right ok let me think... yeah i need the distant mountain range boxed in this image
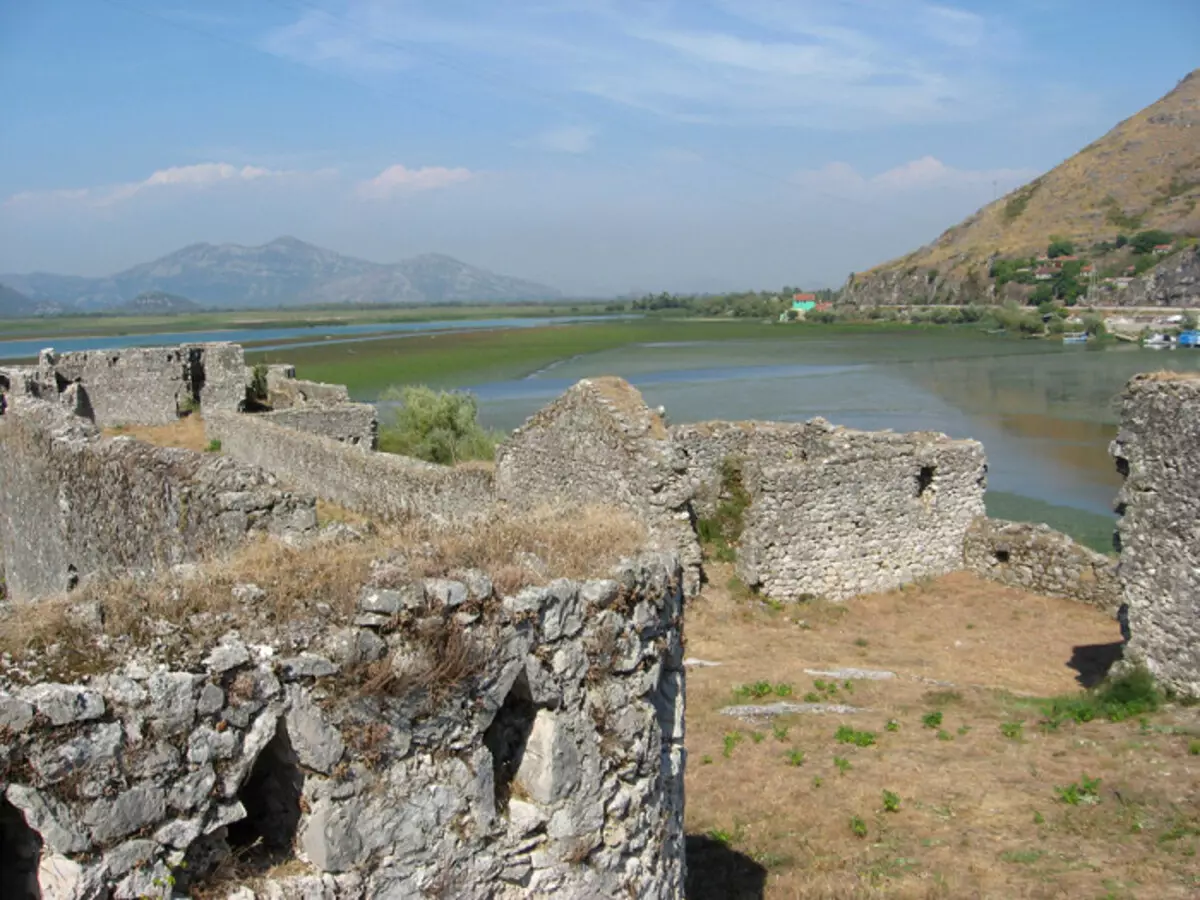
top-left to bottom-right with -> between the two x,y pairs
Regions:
0,237 -> 563,316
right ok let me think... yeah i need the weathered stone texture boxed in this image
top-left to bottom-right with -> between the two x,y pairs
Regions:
35,343 -> 246,427
1123,246 -> 1200,308
206,410 -> 493,525
264,368 -> 351,409
670,420 -> 830,518
0,555 -> 686,899
1111,374 -> 1200,698
736,420 -> 987,601
259,404 -> 378,448
963,517 -> 1120,612
495,377 -> 702,594
0,398 -> 316,601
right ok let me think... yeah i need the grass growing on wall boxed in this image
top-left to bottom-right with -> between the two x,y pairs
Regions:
696,456 -> 751,562
377,385 -> 504,465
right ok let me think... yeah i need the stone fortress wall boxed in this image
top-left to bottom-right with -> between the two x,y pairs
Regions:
495,378 -> 704,595
0,398 -> 316,602
1110,373 -> 1200,699
0,554 -> 686,900
963,518 -> 1120,612
206,410 -> 491,526
732,421 -> 988,601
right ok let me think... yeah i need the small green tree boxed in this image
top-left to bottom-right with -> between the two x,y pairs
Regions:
1047,237 -> 1075,258
378,385 -> 501,464
1115,234 -> 1128,248
1130,230 -> 1174,255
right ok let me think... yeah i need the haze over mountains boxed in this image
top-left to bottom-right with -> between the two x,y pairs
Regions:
0,237 -> 563,316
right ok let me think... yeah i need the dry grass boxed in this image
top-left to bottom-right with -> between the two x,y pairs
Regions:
868,71 -> 1200,278
686,565 -> 1200,899
0,505 -> 645,681
103,415 -> 210,452
589,376 -> 669,439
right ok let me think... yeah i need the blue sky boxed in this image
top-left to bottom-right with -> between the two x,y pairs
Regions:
0,0 -> 1196,295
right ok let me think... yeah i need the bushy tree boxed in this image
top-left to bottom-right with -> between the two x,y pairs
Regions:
378,385 -> 500,464
1047,237 -> 1075,258
1130,230 -> 1174,254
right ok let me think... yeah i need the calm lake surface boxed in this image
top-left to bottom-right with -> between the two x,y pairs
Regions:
466,333 -> 1200,519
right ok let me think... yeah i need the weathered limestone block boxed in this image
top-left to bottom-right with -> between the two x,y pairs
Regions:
0,553 -> 687,899
1111,373 -> 1200,698
495,377 -> 702,595
963,517 -> 1120,612
264,368 -> 350,410
736,419 -> 987,601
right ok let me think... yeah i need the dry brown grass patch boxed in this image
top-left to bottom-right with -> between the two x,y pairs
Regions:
685,565 -> 1200,899
0,504 -> 645,680
103,415 -> 210,452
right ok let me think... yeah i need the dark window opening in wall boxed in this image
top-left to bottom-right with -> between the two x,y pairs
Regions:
65,564 -> 79,592
1115,456 -> 1130,478
0,375 -> 9,416
53,372 -> 71,394
994,549 -> 1011,564
484,672 -> 537,812
183,348 -> 206,418
916,465 -> 936,498
226,720 -> 303,870
0,798 -> 44,900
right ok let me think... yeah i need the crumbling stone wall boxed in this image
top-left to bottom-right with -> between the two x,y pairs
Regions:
1111,373 -> 1200,698
963,518 -> 1120,613
737,421 -> 987,601
259,404 -> 378,448
207,410 -> 492,525
0,553 -> 686,899
34,343 -> 246,427
495,378 -> 702,594
263,366 -> 352,409
670,420 -> 830,518
0,398 -> 316,602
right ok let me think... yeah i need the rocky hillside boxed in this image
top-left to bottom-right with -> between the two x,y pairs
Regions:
116,290 -> 201,314
845,70 -> 1200,306
0,237 -> 563,311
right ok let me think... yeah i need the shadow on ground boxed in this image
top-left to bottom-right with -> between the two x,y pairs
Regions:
1068,641 -> 1125,688
685,834 -> 767,900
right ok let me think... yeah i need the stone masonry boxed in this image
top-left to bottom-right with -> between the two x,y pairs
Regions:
0,398 -> 316,602
33,343 -> 247,427
1110,373 -> 1200,698
736,420 -> 987,601
259,404 -> 379,448
963,518 -> 1120,613
207,410 -> 492,526
0,553 -> 687,899
495,378 -> 703,595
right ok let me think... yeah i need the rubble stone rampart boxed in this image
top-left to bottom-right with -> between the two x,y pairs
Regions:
1111,373 -> 1200,698
264,367 -> 351,409
33,343 -> 246,427
736,421 -> 987,601
0,398 -> 315,602
495,378 -> 702,594
0,554 -> 686,899
963,517 -> 1120,613
259,403 -> 378,448
206,410 -> 492,525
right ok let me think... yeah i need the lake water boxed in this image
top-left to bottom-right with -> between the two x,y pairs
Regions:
0,315 -> 618,363
464,334 -> 1200,518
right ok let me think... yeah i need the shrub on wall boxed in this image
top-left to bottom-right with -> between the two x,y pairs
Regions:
378,385 -> 502,465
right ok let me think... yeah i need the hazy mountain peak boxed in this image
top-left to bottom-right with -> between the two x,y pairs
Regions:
0,238 -> 563,314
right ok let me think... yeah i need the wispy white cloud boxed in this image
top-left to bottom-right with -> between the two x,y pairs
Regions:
520,125 -> 597,154
356,163 -> 475,199
257,0 -> 1014,128
4,162 -> 320,209
790,156 -> 1038,198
